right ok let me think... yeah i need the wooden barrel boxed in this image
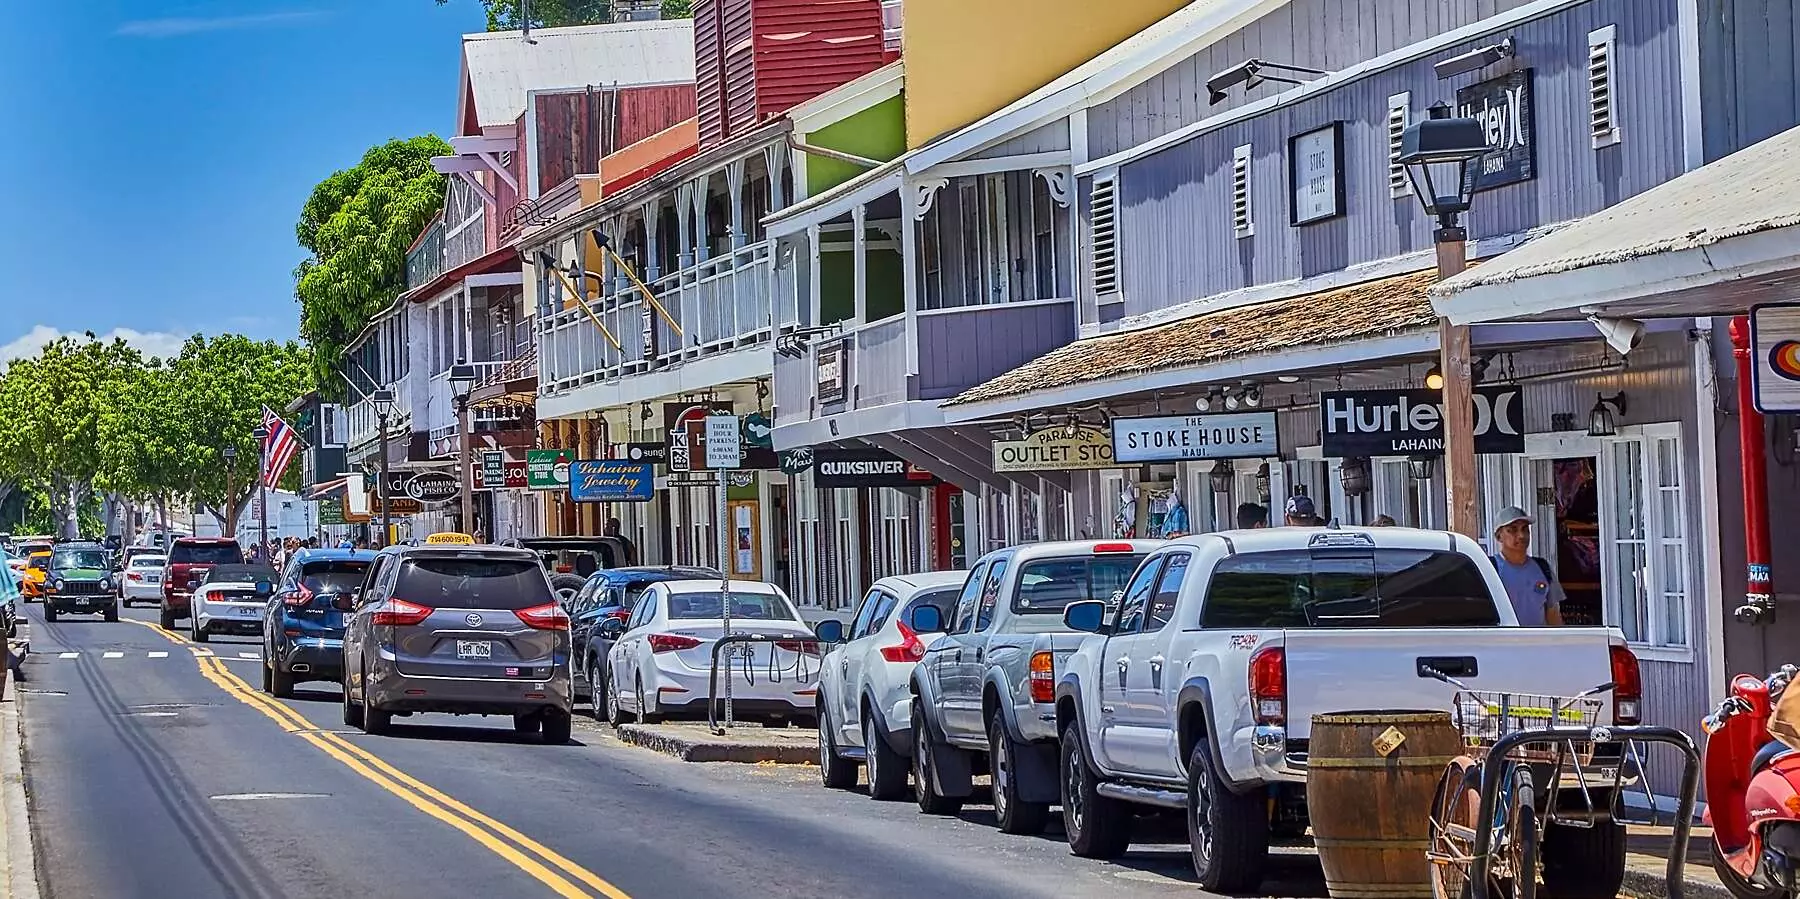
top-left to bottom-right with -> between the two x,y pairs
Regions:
1307,710 -> 1462,899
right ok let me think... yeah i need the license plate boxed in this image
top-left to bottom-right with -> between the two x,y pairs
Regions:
235,607 -> 259,617
147,575 -> 161,583
457,641 -> 492,660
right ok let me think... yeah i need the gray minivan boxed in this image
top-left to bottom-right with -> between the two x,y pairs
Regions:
338,544 -> 573,743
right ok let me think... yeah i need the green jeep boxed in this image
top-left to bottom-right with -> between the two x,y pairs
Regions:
43,543 -> 119,622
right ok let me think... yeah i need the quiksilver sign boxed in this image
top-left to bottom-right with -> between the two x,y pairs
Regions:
803,447 -> 941,489
1320,386 -> 1525,457
1111,412 -> 1280,463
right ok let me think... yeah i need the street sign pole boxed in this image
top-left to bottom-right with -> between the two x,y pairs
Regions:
707,414 -> 741,733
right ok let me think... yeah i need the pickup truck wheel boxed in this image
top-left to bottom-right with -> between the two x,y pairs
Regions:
989,713 -> 1050,835
1186,739 -> 1268,892
103,603 -> 118,622
913,702 -> 964,815
159,607 -> 175,630
1540,819 -> 1626,899
864,715 -> 908,801
817,708 -> 858,790
1061,723 -> 1132,858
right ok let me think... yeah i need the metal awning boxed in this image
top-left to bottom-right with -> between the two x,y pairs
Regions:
1431,122 -> 1800,325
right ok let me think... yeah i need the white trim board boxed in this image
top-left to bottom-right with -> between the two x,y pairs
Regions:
790,62 -> 904,136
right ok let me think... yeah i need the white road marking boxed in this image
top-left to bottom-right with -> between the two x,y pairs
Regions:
57,652 -> 77,660
238,652 -> 259,659
192,649 -> 214,657
218,655 -> 257,664
102,652 -> 123,659
209,792 -> 332,801
126,711 -> 179,717
148,651 -> 168,659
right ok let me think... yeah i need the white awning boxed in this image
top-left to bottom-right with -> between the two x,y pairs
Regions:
1430,123 -> 1800,324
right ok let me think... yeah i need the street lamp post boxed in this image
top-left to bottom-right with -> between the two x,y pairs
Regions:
371,388 -> 396,548
251,427 -> 271,560
1399,102 -> 1491,538
449,361 -> 479,538
221,445 -> 237,538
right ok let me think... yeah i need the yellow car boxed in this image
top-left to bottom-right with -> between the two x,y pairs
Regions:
20,551 -> 50,601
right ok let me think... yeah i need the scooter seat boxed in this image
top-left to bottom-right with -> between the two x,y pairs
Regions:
1752,740 -> 1797,779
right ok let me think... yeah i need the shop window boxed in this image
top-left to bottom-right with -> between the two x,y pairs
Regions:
1603,427 -> 1689,651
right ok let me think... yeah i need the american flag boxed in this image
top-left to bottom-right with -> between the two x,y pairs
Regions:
261,406 -> 303,489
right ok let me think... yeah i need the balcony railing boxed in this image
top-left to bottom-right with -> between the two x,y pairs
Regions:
539,239 -> 783,394
347,372 -> 415,450
424,361 -> 512,444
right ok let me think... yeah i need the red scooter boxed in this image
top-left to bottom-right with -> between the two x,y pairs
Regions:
1704,664 -> 1800,899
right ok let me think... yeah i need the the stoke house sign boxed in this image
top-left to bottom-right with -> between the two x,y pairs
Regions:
1320,386 -> 1525,457
1456,68 -> 1536,192
1111,412 -> 1279,463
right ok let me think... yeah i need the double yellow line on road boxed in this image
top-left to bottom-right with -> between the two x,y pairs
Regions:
132,620 -> 629,899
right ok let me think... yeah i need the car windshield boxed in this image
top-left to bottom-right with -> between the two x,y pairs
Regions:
171,544 -> 242,565
300,560 -> 370,595
1199,549 -> 1501,628
398,557 -> 553,611
130,556 -> 166,569
1012,555 -> 1146,614
665,591 -> 797,621
51,549 -> 107,571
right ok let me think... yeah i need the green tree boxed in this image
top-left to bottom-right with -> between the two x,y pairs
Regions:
437,0 -> 613,30
0,335 -> 143,538
294,136 -> 450,390
96,358 -> 189,531
661,0 -> 691,17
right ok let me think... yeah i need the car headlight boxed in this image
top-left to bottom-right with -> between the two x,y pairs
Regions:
101,576 -> 113,590
50,578 -> 63,593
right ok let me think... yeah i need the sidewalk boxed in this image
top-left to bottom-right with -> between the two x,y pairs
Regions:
0,667 -> 42,899
1622,824 -> 1729,899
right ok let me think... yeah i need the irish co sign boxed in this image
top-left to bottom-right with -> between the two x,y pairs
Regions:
1111,412 -> 1279,463
1320,386 -> 1524,457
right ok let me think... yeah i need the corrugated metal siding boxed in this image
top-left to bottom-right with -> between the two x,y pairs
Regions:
1698,0 -> 1800,160
1109,0 -> 1685,319
916,301 -> 1078,400
1088,0 -> 1548,158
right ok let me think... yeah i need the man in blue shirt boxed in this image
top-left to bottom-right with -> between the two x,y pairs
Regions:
1491,506 -> 1565,626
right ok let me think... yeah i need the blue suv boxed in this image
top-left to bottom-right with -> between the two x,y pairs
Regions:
260,548 -> 372,698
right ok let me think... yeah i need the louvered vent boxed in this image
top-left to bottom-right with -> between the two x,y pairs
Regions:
1232,145 -> 1254,237
1589,26 -> 1619,147
1388,92 -> 1411,197
1091,177 -> 1120,297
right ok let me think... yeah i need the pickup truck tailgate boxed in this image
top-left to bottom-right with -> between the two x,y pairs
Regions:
1282,627 -> 1617,739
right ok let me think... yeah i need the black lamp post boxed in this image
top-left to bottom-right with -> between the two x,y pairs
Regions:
1399,101 -> 1491,538
371,388 -> 396,548
221,445 -> 237,539
449,360 -> 479,536
251,427 -> 270,560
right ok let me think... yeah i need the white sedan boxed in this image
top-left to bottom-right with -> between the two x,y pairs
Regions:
602,580 -> 819,727
120,553 -> 166,607
189,564 -> 278,643
813,571 -> 964,798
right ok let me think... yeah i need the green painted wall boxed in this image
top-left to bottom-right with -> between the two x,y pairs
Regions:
805,94 -> 906,196
820,245 -> 904,325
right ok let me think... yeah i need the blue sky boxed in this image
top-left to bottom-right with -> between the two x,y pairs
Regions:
0,1 -> 491,361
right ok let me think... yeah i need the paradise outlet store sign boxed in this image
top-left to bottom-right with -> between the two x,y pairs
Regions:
1111,412 -> 1279,463
1320,386 -> 1525,456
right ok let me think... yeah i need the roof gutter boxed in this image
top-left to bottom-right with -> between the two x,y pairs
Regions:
786,134 -> 881,169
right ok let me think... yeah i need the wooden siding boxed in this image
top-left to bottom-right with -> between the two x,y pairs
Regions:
925,172 -> 1071,310
1108,0 -> 1685,320
970,119 -> 1072,160
1698,0 -> 1800,161
1089,0 -> 1549,159
533,85 -> 698,196
697,0 -> 889,150
695,0 -> 726,147
916,301 -> 1077,400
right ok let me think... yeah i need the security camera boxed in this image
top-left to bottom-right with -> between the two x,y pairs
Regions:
1587,315 -> 1645,355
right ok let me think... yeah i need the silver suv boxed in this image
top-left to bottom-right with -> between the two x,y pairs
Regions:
339,544 -> 573,743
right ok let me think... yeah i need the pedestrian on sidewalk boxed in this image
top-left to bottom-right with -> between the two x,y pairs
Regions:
1491,506 -> 1565,626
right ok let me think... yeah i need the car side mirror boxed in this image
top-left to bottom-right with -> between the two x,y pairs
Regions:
813,619 -> 845,644
599,618 -> 626,638
1063,600 -> 1107,634
331,593 -> 356,612
909,605 -> 944,634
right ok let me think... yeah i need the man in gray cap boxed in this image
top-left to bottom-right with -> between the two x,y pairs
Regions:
1491,506 -> 1564,626
1283,495 -> 1322,527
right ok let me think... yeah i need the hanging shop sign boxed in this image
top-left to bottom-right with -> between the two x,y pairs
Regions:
367,492 -> 422,516
664,403 -> 778,471
664,402 -> 727,472
569,460 -> 655,503
403,471 -> 461,503
741,411 -> 773,449
623,441 -> 667,464
1288,121 -> 1345,225
787,447 -> 941,489
526,449 -> 575,490
705,415 -> 741,470
481,451 -> 506,487
816,341 -> 847,406
778,447 -> 815,474
1751,304 -> 1800,413
1112,412 -> 1280,463
1320,386 -> 1525,456
992,425 -> 1116,472
1456,68 -> 1536,192
318,498 -> 346,526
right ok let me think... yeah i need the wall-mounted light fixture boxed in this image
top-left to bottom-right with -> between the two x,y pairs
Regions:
1588,392 -> 1628,437
1206,59 -> 1331,105
1433,36 -> 1516,80
1340,457 -> 1372,497
1424,364 -> 1446,391
1209,460 -> 1234,493
1408,454 -> 1436,481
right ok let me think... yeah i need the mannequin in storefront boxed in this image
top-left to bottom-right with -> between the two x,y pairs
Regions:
1491,506 -> 1565,626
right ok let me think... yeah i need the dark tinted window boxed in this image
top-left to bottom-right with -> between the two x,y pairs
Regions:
1200,550 -> 1501,629
300,560 -> 370,594
902,588 -> 957,631
397,557 -> 553,611
170,542 -> 242,565
1012,554 -> 1146,615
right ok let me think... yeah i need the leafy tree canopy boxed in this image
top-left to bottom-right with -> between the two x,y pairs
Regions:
294,136 -> 450,390
435,0 -> 691,30
0,335 -> 144,537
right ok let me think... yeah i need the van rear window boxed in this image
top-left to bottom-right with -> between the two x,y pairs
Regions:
397,557 -> 552,611
1200,550 -> 1500,629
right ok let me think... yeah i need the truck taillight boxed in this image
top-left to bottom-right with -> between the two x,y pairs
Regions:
1610,644 -> 1642,724
1249,646 -> 1286,725
370,599 -> 433,627
1029,650 -> 1055,703
879,622 -> 925,663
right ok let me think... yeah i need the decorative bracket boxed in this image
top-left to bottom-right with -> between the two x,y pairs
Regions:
907,178 -> 950,221
1033,167 -> 1072,208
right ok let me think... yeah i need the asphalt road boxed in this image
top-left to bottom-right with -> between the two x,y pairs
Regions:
13,600 -> 1330,899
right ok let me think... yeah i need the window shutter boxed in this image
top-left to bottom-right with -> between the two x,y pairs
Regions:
1090,176 -> 1120,298
1232,145 -> 1254,238
1388,92 -> 1411,197
1588,26 -> 1620,148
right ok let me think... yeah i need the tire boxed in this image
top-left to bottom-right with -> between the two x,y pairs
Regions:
270,663 -> 295,700
586,656 -> 607,720
912,701 -> 964,815
1543,818 -> 1629,899
341,670 -> 364,729
159,607 -> 175,630
1429,757 -> 1484,899
605,673 -> 631,727
1506,765 -> 1540,899
361,664 -> 391,735
1712,840 -> 1788,899
191,615 -> 209,643
818,708 -> 858,790
1186,738 -> 1268,892
865,714 -> 908,802
549,574 -> 586,607
541,711 -> 572,745
514,713 -> 542,734
261,659 -> 273,693
1061,723 -> 1132,858
42,605 -> 55,623
989,712 -> 1050,835
103,603 -> 118,622
637,678 -> 664,725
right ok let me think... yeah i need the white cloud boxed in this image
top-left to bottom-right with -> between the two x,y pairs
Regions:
114,10 -> 327,38
0,326 -> 191,364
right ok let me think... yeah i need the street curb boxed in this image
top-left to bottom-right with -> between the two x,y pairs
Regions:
614,724 -> 815,764
1,685 -> 42,899
1620,864 -> 1731,899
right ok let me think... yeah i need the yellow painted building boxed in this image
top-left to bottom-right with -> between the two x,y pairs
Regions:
900,0 -> 1189,148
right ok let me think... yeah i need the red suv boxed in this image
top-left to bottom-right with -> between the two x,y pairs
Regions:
160,537 -> 243,629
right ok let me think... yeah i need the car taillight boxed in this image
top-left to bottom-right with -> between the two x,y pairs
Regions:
1249,646 -> 1286,725
370,599 -> 433,627
879,622 -> 926,663
283,584 -> 314,609
648,633 -> 702,653
127,572 -> 143,582
514,602 -> 570,630
1610,644 -> 1642,724
1029,650 -> 1056,703
776,639 -> 821,656
1093,542 -> 1135,553
604,609 -> 629,623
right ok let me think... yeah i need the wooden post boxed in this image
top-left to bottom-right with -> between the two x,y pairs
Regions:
1436,237 -> 1479,539
852,204 -> 868,324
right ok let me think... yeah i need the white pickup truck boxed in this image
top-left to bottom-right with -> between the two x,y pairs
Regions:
1054,526 -> 1641,896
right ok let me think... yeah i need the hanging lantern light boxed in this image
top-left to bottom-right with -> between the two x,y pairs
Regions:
1209,460 -> 1234,492
1339,457 -> 1372,497
1587,392 -> 1627,437
1407,454 -> 1436,481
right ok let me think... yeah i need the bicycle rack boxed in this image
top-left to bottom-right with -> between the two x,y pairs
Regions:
705,632 -> 817,735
